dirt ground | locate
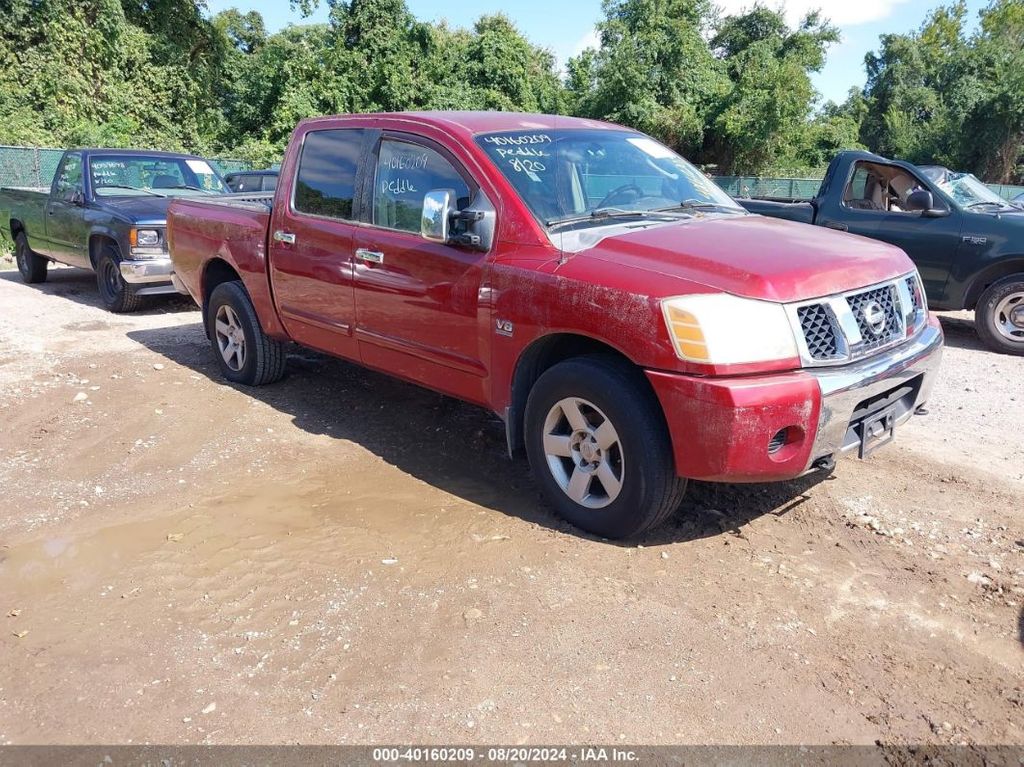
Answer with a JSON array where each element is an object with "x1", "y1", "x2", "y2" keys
[{"x1": 0, "y1": 265, "x2": 1021, "y2": 746}]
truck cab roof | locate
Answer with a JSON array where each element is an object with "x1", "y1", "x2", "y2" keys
[{"x1": 297, "y1": 111, "x2": 624, "y2": 137}]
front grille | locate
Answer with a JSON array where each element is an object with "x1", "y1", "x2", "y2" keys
[
  {"x1": 790, "y1": 274, "x2": 918, "y2": 366},
  {"x1": 797, "y1": 304, "x2": 841, "y2": 360},
  {"x1": 905, "y1": 276, "x2": 922, "y2": 312},
  {"x1": 847, "y1": 284, "x2": 901, "y2": 352}
]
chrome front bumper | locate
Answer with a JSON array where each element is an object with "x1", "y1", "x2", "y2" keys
[
  {"x1": 120, "y1": 257, "x2": 178, "y2": 296},
  {"x1": 805, "y1": 320, "x2": 943, "y2": 469}
]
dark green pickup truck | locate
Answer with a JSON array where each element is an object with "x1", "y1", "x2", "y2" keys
[
  {"x1": 739, "y1": 150, "x2": 1024, "y2": 355},
  {"x1": 0, "y1": 148, "x2": 230, "y2": 312}
]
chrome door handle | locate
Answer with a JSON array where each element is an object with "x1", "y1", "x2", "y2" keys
[
  {"x1": 355, "y1": 248, "x2": 384, "y2": 264},
  {"x1": 273, "y1": 230, "x2": 296, "y2": 245}
]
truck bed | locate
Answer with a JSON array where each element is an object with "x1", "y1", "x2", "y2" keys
[
  {"x1": 166, "y1": 194, "x2": 274, "y2": 306},
  {"x1": 0, "y1": 186, "x2": 51, "y2": 246},
  {"x1": 738, "y1": 198, "x2": 816, "y2": 224}
]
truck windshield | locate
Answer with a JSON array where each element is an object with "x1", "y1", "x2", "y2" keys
[
  {"x1": 476, "y1": 129, "x2": 742, "y2": 228},
  {"x1": 90, "y1": 155, "x2": 227, "y2": 197},
  {"x1": 929, "y1": 170, "x2": 1011, "y2": 210}
]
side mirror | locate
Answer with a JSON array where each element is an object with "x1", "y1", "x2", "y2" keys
[
  {"x1": 66, "y1": 188, "x2": 85, "y2": 206},
  {"x1": 905, "y1": 189, "x2": 949, "y2": 217},
  {"x1": 421, "y1": 189, "x2": 454, "y2": 243},
  {"x1": 904, "y1": 189, "x2": 933, "y2": 212}
]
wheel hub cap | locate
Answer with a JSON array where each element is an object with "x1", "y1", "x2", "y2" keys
[
  {"x1": 542, "y1": 397, "x2": 624, "y2": 510},
  {"x1": 1011, "y1": 305, "x2": 1024, "y2": 328},
  {"x1": 994, "y1": 292, "x2": 1024, "y2": 341}
]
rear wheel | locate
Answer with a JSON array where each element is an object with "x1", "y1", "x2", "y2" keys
[
  {"x1": 206, "y1": 280, "x2": 287, "y2": 385},
  {"x1": 95, "y1": 244, "x2": 142, "y2": 313},
  {"x1": 524, "y1": 355, "x2": 687, "y2": 539},
  {"x1": 14, "y1": 231, "x2": 47, "y2": 284},
  {"x1": 975, "y1": 276, "x2": 1024, "y2": 356}
]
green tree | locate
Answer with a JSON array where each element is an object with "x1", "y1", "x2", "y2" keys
[
  {"x1": 707, "y1": 7, "x2": 839, "y2": 173},
  {"x1": 568, "y1": 0, "x2": 726, "y2": 155}
]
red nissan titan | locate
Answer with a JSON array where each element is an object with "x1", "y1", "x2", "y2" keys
[{"x1": 167, "y1": 112, "x2": 943, "y2": 538}]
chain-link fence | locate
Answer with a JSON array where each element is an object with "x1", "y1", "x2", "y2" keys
[
  {"x1": 0, "y1": 145, "x2": 253, "y2": 189},
  {"x1": 711, "y1": 174, "x2": 1024, "y2": 202},
  {"x1": 712, "y1": 176, "x2": 824, "y2": 201}
]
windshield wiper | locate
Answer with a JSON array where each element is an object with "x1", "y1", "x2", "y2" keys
[
  {"x1": 966, "y1": 200, "x2": 1010, "y2": 209},
  {"x1": 546, "y1": 208, "x2": 679, "y2": 231},
  {"x1": 163, "y1": 184, "x2": 213, "y2": 194},
  {"x1": 656, "y1": 199, "x2": 744, "y2": 214},
  {"x1": 97, "y1": 184, "x2": 165, "y2": 197}
]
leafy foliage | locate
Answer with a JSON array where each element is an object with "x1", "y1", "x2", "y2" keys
[
  {"x1": 0, "y1": 0, "x2": 1022, "y2": 180},
  {"x1": 858, "y1": 0, "x2": 1024, "y2": 182}
]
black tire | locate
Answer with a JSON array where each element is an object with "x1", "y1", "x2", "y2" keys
[
  {"x1": 206, "y1": 280, "x2": 287, "y2": 386},
  {"x1": 524, "y1": 355, "x2": 687, "y2": 539},
  {"x1": 95, "y1": 244, "x2": 143, "y2": 313},
  {"x1": 975, "y1": 275, "x2": 1024, "y2": 356},
  {"x1": 14, "y1": 230, "x2": 47, "y2": 284}
]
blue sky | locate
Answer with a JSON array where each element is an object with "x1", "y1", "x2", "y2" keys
[{"x1": 206, "y1": 0, "x2": 990, "y2": 106}]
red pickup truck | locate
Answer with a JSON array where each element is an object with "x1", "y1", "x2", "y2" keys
[{"x1": 168, "y1": 112, "x2": 943, "y2": 539}]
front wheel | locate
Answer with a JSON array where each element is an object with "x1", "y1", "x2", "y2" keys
[
  {"x1": 206, "y1": 280, "x2": 287, "y2": 386},
  {"x1": 14, "y1": 231, "x2": 47, "y2": 284},
  {"x1": 975, "y1": 276, "x2": 1024, "y2": 356},
  {"x1": 524, "y1": 355, "x2": 687, "y2": 539},
  {"x1": 95, "y1": 245, "x2": 142, "y2": 313}
]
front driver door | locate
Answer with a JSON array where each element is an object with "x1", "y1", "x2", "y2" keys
[
  {"x1": 352, "y1": 134, "x2": 490, "y2": 405},
  {"x1": 45, "y1": 152, "x2": 90, "y2": 268}
]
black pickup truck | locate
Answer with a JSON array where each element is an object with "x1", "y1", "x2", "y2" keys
[
  {"x1": 0, "y1": 149, "x2": 231, "y2": 312},
  {"x1": 738, "y1": 150, "x2": 1024, "y2": 355}
]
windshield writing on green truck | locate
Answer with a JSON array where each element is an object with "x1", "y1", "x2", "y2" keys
[
  {"x1": 476, "y1": 129, "x2": 742, "y2": 227},
  {"x1": 90, "y1": 156, "x2": 226, "y2": 196}
]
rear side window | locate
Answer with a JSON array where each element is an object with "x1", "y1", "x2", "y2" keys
[
  {"x1": 373, "y1": 139, "x2": 471, "y2": 233},
  {"x1": 230, "y1": 174, "x2": 262, "y2": 193},
  {"x1": 294, "y1": 129, "x2": 366, "y2": 220}
]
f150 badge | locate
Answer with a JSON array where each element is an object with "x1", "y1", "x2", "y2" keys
[
  {"x1": 962, "y1": 235, "x2": 987, "y2": 245},
  {"x1": 495, "y1": 319, "x2": 514, "y2": 337}
]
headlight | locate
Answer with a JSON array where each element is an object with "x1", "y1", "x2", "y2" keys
[
  {"x1": 662, "y1": 294, "x2": 799, "y2": 365},
  {"x1": 133, "y1": 229, "x2": 160, "y2": 247}
]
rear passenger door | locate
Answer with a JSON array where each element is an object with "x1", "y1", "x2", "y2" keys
[{"x1": 267, "y1": 128, "x2": 370, "y2": 361}]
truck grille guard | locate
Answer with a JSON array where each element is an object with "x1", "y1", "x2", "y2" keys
[{"x1": 785, "y1": 273, "x2": 928, "y2": 367}]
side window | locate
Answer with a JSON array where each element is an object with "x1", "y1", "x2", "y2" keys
[
  {"x1": 263, "y1": 174, "x2": 278, "y2": 192},
  {"x1": 233, "y1": 175, "x2": 260, "y2": 193},
  {"x1": 843, "y1": 165, "x2": 868, "y2": 205},
  {"x1": 843, "y1": 163, "x2": 883, "y2": 211},
  {"x1": 373, "y1": 139, "x2": 471, "y2": 233},
  {"x1": 294, "y1": 129, "x2": 365, "y2": 220},
  {"x1": 54, "y1": 154, "x2": 83, "y2": 199}
]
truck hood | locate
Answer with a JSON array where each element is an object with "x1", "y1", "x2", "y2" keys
[
  {"x1": 94, "y1": 196, "x2": 175, "y2": 224},
  {"x1": 577, "y1": 214, "x2": 914, "y2": 303}
]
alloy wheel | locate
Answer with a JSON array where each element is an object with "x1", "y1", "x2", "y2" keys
[
  {"x1": 542, "y1": 397, "x2": 624, "y2": 509},
  {"x1": 215, "y1": 304, "x2": 247, "y2": 371}
]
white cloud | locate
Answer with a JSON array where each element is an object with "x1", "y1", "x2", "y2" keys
[
  {"x1": 712, "y1": 0, "x2": 915, "y2": 27},
  {"x1": 570, "y1": 28, "x2": 601, "y2": 57}
]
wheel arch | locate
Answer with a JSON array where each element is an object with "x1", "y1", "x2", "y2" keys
[
  {"x1": 963, "y1": 258, "x2": 1024, "y2": 310},
  {"x1": 88, "y1": 233, "x2": 120, "y2": 269},
  {"x1": 9, "y1": 217, "x2": 24, "y2": 239},
  {"x1": 505, "y1": 332, "x2": 649, "y2": 456},
  {"x1": 201, "y1": 258, "x2": 244, "y2": 330}
]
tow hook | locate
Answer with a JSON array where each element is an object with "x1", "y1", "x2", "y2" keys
[
  {"x1": 915, "y1": 405, "x2": 929, "y2": 415},
  {"x1": 813, "y1": 455, "x2": 836, "y2": 473}
]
